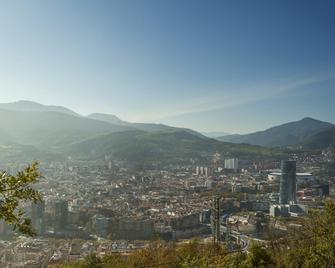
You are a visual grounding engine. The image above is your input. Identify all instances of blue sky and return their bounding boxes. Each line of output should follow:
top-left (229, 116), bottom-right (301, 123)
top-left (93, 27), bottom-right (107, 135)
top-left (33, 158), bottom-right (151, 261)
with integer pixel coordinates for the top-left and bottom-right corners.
top-left (0, 0), bottom-right (335, 133)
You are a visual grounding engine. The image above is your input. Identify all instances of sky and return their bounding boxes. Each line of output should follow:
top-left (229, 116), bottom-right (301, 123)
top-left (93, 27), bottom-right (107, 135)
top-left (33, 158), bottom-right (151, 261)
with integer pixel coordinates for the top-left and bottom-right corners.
top-left (0, 0), bottom-right (335, 133)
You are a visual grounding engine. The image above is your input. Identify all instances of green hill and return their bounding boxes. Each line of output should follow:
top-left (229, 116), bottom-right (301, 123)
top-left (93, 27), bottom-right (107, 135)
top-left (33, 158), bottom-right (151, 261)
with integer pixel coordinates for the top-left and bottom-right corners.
top-left (64, 129), bottom-right (284, 164)
top-left (301, 126), bottom-right (335, 149)
top-left (0, 109), bottom-right (133, 148)
top-left (218, 117), bottom-right (334, 147)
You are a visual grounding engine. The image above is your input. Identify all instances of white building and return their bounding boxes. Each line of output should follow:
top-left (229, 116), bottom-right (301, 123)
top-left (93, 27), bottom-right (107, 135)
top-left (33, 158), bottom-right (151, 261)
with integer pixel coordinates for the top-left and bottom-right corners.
top-left (268, 172), bottom-right (314, 183)
top-left (195, 166), bottom-right (212, 177)
top-left (224, 158), bottom-right (238, 170)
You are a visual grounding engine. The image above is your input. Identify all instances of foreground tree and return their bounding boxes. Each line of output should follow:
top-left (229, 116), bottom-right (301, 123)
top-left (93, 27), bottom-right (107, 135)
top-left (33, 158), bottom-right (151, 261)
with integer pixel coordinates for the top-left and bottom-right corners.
top-left (270, 199), bottom-right (335, 267)
top-left (0, 162), bottom-right (42, 236)
top-left (60, 240), bottom-right (276, 268)
top-left (59, 201), bottom-right (335, 267)
top-left (222, 243), bottom-right (273, 268)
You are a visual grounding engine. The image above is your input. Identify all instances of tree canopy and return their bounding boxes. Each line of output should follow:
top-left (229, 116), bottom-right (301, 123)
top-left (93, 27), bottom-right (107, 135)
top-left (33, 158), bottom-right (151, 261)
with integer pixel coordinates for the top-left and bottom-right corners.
top-left (0, 162), bottom-right (42, 236)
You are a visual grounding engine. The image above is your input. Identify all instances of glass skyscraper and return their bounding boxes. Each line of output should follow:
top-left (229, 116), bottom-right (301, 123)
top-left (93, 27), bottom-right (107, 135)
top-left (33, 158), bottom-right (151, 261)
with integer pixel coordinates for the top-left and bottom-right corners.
top-left (279, 160), bottom-right (297, 204)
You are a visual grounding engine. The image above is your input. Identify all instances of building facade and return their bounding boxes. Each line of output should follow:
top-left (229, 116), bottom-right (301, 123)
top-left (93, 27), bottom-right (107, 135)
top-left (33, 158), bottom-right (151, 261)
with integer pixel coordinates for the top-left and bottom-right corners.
top-left (279, 160), bottom-right (297, 205)
top-left (224, 158), bottom-right (238, 170)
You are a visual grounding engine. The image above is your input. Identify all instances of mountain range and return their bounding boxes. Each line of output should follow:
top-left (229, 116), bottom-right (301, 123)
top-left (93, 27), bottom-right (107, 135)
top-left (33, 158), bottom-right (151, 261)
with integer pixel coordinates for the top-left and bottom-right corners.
top-left (0, 100), bottom-right (333, 164)
top-left (0, 101), bottom-right (204, 147)
top-left (217, 117), bottom-right (335, 148)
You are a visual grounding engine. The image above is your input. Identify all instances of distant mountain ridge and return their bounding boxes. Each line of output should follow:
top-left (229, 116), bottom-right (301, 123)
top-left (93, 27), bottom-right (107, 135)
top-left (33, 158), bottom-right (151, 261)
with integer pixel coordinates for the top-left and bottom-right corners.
top-left (0, 101), bottom-right (204, 138)
top-left (0, 100), bottom-right (332, 166)
top-left (87, 113), bottom-right (127, 126)
top-left (0, 100), bottom-right (80, 116)
top-left (88, 113), bottom-right (174, 131)
top-left (0, 101), bottom-right (205, 147)
top-left (87, 113), bottom-right (206, 137)
top-left (0, 100), bottom-right (283, 164)
top-left (201, 131), bottom-right (231, 138)
top-left (217, 117), bottom-right (334, 147)
top-left (0, 108), bottom-right (133, 148)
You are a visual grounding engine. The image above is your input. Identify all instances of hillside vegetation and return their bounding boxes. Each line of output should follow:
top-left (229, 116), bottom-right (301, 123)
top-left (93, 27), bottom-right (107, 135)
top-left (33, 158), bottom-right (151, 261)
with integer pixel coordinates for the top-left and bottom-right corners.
top-left (218, 117), bottom-right (334, 147)
top-left (64, 129), bottom-right (284, 164)
top-left (301, 126), bottom-right (335, 149)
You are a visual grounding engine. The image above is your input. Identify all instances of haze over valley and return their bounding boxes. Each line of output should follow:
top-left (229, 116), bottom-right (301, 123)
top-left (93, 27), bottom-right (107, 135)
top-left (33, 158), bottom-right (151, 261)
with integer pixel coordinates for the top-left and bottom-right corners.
top-left (0, 100), bottom-right (334, 167)
top-left (1, 1), bottom-right (335, 267)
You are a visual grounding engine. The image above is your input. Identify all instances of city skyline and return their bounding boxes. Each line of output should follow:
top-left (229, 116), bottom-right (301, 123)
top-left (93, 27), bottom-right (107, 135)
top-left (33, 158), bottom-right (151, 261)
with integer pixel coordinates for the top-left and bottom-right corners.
top-left (0, 1), bottom-right (334, 266)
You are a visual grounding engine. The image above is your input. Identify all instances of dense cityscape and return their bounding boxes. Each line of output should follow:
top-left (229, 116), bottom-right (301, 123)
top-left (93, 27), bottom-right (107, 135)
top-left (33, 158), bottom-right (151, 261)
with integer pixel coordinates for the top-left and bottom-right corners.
top-left (0, 145), bottom-right (334, 267)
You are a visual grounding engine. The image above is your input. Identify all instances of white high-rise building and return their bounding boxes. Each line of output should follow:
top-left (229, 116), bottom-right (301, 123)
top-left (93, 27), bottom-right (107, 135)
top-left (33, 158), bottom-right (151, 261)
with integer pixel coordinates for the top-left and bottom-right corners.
top-left (200, 166), bottom-right (204, 174)
top-left (195, 166), bottom-right (200, 175)
top-left (224, 158), bottom-right (239, 170)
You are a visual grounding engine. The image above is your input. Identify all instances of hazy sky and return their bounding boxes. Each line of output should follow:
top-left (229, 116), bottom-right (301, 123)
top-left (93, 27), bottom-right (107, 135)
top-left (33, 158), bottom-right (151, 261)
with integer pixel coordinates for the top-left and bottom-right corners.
top-left (0, 0), bottom-right (335, 133)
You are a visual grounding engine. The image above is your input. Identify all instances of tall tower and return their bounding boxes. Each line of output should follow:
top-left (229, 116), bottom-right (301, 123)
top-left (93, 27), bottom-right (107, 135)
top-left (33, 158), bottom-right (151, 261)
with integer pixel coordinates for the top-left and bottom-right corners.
top-left (212, 152), bottom-right (221, 170)
top-left (279, 160), bottom-right (297, 204)
top-left (31, 201), bottom-right (45, 235)
top-left (212, 196), bottom-right (220, 243)
top-left (54, 200), bottom-right (68, 232)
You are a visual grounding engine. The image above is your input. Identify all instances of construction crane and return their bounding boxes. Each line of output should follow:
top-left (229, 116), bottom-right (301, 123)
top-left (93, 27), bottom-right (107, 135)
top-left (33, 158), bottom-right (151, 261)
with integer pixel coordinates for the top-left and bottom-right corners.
top-left (212, 196), bottom-right (221, 243)
top-left (212, 152), bottom-right (221, 171)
